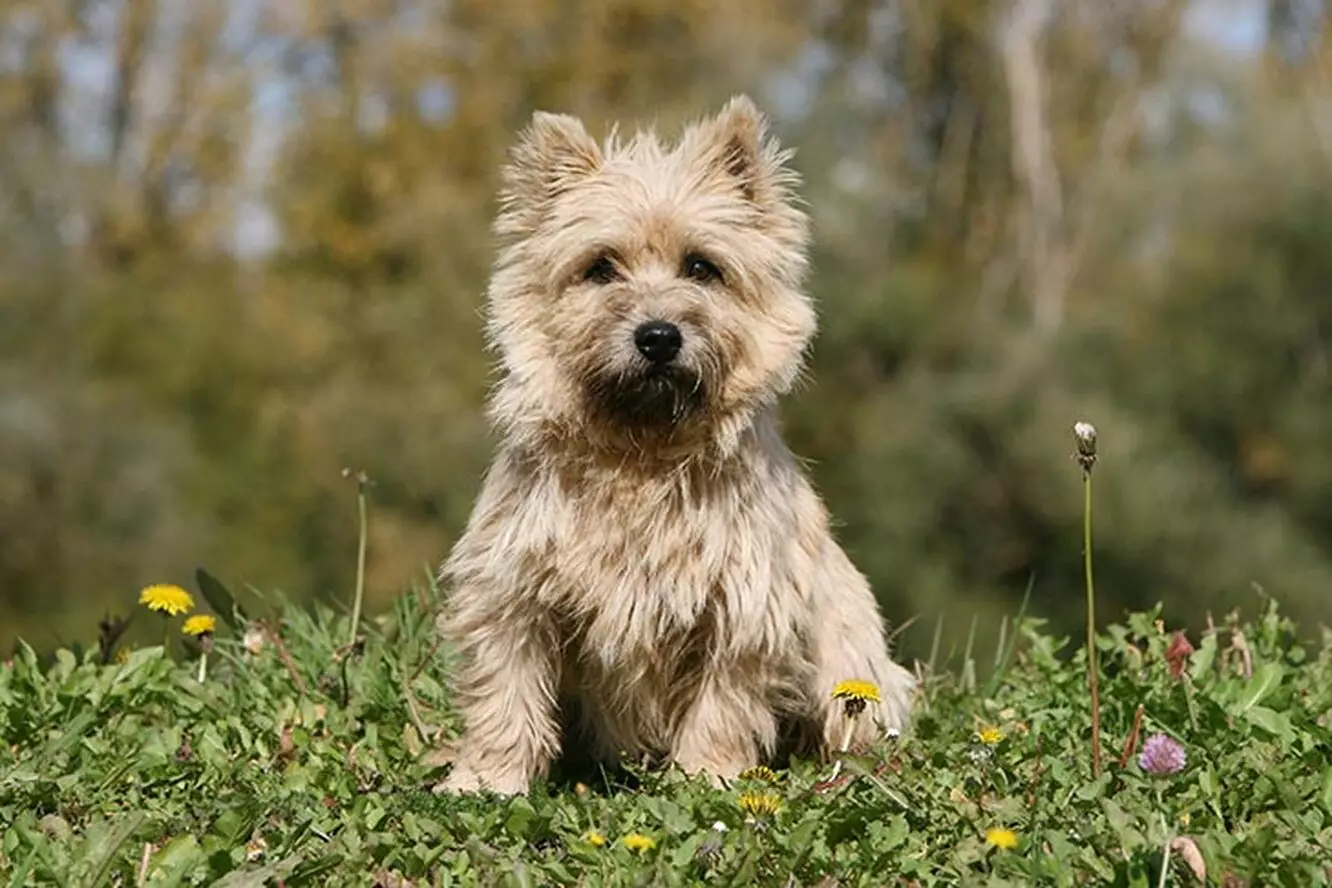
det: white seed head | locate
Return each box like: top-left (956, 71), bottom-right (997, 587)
top-left (1073, 421), bottom-right (1098, 464)
top-left (711, 821), bottom-right (729, 833)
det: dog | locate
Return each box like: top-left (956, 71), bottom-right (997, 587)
top-left (430, 95), bottom-right (915, 795)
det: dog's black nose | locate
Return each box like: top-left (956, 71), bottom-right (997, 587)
top-left (633, 321), bottom-right (683, 364)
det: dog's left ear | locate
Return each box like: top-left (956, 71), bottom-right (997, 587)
top-left (688, 94), bottom-right (800, 208)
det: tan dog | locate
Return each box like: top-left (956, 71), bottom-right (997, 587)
top-left (432, 95), bottom-right (914, 795)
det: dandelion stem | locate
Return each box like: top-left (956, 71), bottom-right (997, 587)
top-left (348, 472), bottom-right (370, 648)
top-left (829, 717), bottom-right (856, 780)
top-left (197, 651), bottom-right (208, 683)
top-left (1084, 465), bottom-right (1102, 778)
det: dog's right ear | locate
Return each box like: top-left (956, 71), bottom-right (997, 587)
top-left (496, 111), bottom-right (603, 237)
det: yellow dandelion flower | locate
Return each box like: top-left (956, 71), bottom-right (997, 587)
top-left (182, 614), bottom-right (217, 637)
top-left (977, 725), bottom-right (1004, 745)
top-left (738, 790), bottom-right (782, 818)
top-left (832, 679), bottom-right (881, 703)
top-left (621, 833), bottom-right (656, 853)
top-left (139, 584), bottom-right (194, 617)
top-left (985, 827), bottom-right (1019, 850)
top-left (738, 765), bottom-right (778, 783)
top-left (832, 678), bottom-right (881, 717)
top-left (584, 831), bottom-right (607, 847)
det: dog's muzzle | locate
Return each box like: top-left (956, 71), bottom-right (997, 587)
top-left (588, 364), bottom-right (704, 428)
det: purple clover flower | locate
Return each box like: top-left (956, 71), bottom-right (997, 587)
top-left (1138, 733), bottom-right (1187, 775)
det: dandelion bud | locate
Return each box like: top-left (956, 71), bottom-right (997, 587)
top-left (1073, 421), bottom-right (1098, 472)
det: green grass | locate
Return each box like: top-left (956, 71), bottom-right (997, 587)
top-left (2, 582), bottom-right (1330, 887)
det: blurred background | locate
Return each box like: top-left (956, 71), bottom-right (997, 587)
top-left (2, 0), bottom-right (1331, 662)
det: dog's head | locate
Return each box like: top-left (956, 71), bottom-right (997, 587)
top-left (484, 96), bottom-right (815, 458)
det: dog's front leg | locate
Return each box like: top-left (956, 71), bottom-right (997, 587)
top-left (432, 593), bottom-right (562, 796)
top-left (807, 542), bottom-right (916, 756)
top-left (669, 668), bottom-right (777, 785)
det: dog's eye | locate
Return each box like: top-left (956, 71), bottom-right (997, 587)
top-left (582, 255), bottom-right (620, 285)
top-left (682, 253), bottom-right (723, 285)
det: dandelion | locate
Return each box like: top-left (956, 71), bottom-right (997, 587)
top-left (985, 827), bottom-right (1019, 850)
top-left (976, 725), bottom-right (1004, 745)
top-left (139, 584), bottom-right (195, 617)
top-left (183, 614), bottom-right (216, 683)
top-left (1073, 420), bottom-right (1102, 778)
top-left (140, 583), bottom-right (195, 658)
top-left (1073, 421), bottom-right (1097, 472)
top-left (738, 790), bottom-right (782, 818)
top-left (622, 833), bottom-right (656, 853)
top-left (1138, 733), bottom-right (1186, 775)
top-left (831, 679), bottom-right (881, 717)
top-left (829, 678), bottom-right (881, 780)
top-left (183, 614), bottom-right (216, 637)
top-left (584, 831), bottom-right (607, 847)
top-left (738, 765), bottom-right (777, 783)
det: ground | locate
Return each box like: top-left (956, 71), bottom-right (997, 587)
top-left (1, 581), bottom-right (1330, 887)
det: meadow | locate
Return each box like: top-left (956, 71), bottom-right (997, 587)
top-left (3, 539), bottom-right (1330, 885)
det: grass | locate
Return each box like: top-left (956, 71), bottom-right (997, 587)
top-left (2, 580), bottom-right (1330, 887)
top-left (2, 431), bottom-right (1331, 885)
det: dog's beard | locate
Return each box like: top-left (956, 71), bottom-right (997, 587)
top-left (585, 365), bottom-right (706, 429)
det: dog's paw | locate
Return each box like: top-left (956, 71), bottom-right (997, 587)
top-left (670, 754), bottom-right (750, 788)
top-left (432, 762), bottom-right (529, 797)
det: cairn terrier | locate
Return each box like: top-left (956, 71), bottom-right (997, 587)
top-left (431, 95), bottom-right (915, 795)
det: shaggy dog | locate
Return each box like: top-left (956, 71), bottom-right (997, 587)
top-left (431, 95), bottom-right (915, 795)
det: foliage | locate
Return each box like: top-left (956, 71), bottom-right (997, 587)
top-left (2, 584), bottom-right (1330, 886)
top-left (3, 2), bottom-right (1332, 664)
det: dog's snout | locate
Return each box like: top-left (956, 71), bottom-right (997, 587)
top-left (633, 321), bottom-right (683, 364)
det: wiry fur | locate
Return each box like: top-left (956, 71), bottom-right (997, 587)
top-left (430, 95), bottom-right (915, 795)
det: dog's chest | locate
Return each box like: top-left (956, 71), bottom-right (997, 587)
top-left (544, 467), bottom-right (781, 665)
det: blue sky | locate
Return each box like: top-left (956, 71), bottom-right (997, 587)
top-left (1184, 0), bottom-right (1267, 52)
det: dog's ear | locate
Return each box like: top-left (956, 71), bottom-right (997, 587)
top-left (687, 94), bottom-right (800, 209)
top-left (496, 111), bottom-right (603, 237)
